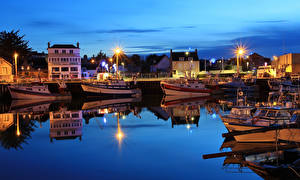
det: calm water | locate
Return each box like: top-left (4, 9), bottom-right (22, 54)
top-left (0, 95), bottom-right (266, 180)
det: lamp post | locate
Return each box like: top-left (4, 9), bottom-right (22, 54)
top-left (114, 48), bottom-right (122, 80)
top-left (236, 48), bottom-right (245, 77)
top-left (14, 53), bottom-right (18, 82)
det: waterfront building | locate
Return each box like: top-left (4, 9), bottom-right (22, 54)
top-left (170, 49), bottom-right (199, 78)
top-left (49, 110), bottom-right (83, 141)
top-left (0, 57), bottom-right (13, 82)
top-left (47, 42), bottom-right (81, 80)
top-left (150, 55), bottom-right (171, 72)
top-left (272, 53), bottom-right (300, 77)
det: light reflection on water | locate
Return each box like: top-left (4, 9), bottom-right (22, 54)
top-left (0, 96), bottom-right (269, 180)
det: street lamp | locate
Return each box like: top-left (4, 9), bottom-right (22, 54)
top-left (235, 47), bottom-right (245, 77)
top-left (14, 53), bottom-right (18, 81)
top-left (113, 47), bottom-right (122, 79)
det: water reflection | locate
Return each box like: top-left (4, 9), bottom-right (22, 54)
top-left (219, 138), bottom-right (300, 179)
top-left (50, 108), bottom-right (83, 142)
top-left (1, 93), bottom-right (299, 179)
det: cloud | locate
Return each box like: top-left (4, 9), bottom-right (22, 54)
top-left (27, 20), bottom-right (65, 28)
top-left (255, 20), bottom-right (288, 24)
top-left (95, 28), bottom-right (163, 34)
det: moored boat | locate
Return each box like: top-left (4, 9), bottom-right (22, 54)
top-left (8, 83), bottom-right (71, 100)
top-left (160, 79), bottom-right (212, 97)
top-left (223, 107), bottom-right (300, 142)
top-left (81, 79), bottom-right (141, 97)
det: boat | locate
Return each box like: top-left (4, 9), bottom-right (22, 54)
top-left (268, 78), bottom-right (300, 92)
top-left (223, 107), bottom-right (300, 142)
top-left (221, 106), bottom-right (256, 124)
top-left (8, 82), bottom-right (71, 100)
top-left (218, 77), bottom-right (257, 95)
top-left (81, 79), bottom-right (141, 97)
top-left (160, 78), bottom-right (212, 97)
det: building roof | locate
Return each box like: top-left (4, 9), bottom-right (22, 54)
top-left (50, 44), bottom-right (78, 49)
top-left (0, 57), bottom-right (12, 67)
top-left (171, 51), bottom-right (199, 61)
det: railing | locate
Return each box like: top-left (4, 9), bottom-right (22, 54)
top-left (120, 72), bottom-right (170, 79)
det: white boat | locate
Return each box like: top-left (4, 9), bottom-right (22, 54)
top-left (224, 107), bottom-right (300, 142)
top-left (81, 79), bottom-right (141, 97)
top-left (221, 106), bottom-right (256, 124)
top-left (8, 83), bottom-right (71, 100)
top-left (160, 79), bottom-right (212, 97)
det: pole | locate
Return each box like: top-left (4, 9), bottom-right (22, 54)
top-left (116, 54), bottom-right (119, 80)
top-left (222, 57), bottom-right (224, 71)
top-left (14, 54), bottom-right (18, 81)
top-left (237, 55), bottom-right (240, 76)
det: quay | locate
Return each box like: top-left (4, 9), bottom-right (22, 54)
top-left (0, 77), bottom-right (274, 99)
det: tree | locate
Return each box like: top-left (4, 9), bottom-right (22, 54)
top-left (0, 30), bottom-right (31, 64)
top-left (95, 50), bottom-right (107, 62)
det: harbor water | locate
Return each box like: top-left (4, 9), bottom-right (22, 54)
top-left (0, 93), bottom-right (293, 179)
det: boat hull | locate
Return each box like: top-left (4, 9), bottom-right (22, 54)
top-left (225, 123), bottom-right (300, 142)
top-left (81, 83), bottom-right (141, 97)
top-left (160, 82), bottom-right (211, 97)
top-left (8, 87), bottom-right (71, 100)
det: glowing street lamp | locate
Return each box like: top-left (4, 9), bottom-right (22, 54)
top-left (113, 47), bottom-right (123, 79)
top-left (14, 53), bottom-right (18, 81)
top-left (235, 46), bottom-right (246, 77)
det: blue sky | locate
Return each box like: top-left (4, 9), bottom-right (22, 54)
top-left (2, 0), bottom-right (300, 58)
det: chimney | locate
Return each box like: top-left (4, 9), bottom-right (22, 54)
top-left (195, 48), bottom-right (198, 60)
top-left (48, 42), bottom-right (50, 48)
top-left (170, 49), bottom-right (173, 61)
top-left (77, 42), bottom-right (80, 48)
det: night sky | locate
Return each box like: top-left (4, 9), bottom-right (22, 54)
top-left (2, 0), bottom-right (300, 58)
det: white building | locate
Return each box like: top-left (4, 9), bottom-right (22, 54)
top-left (0, 57), bottom-right (13, 82)
top-left (47, 42), bottom-right (81, 80)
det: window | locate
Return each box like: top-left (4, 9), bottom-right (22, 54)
top-left (54, 50), bottom-right (59, 54)
top-left (71, 67), bottom-right (78, 71)
top-left (179, 57), bottom-right (185, 61)
top-left (57, 131), bottom-right (61, 136)
top-left (62, 50), bottom-right (66, 54)
top-left (52, 74), bottom-right (60, 78)
top-left (69, 50), bottom-right (73, 54)
top-left (52, 67), bottom-right (59, 72)
top-left (61, 67), bottom-right (69, 71)
top-left (53, 114), bottom-right (61, 118)
top-left (64, 131), bottom-right (68, 135)
top-left (72, 113), bottom-right (79, 118)
top-left (188, 57), bottom-right (193, 61)
top-left (72, 130), bottom-right (75, 135)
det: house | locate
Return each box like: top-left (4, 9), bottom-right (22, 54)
top-left (0, 57), bottom-right (13, 82)
top-left (150, 55), bottom-right (171, 72)
top-left (170, 49), bottom-right (199, 78)
top-left (248, 53), bottom-right (271, 69)
top-left (272, 53), bottom-right (300, 77)
top-left (47, 42), bottom-right (81, 80)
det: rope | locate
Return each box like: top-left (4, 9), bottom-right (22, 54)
top-left (288, 166), bottom-right (300, 178)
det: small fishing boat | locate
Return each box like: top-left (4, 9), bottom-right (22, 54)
top-left (221, 106), bottom-right (256, 124)
top-left (268, 78), bottom-right (299, 92)
top-left (8, 82), bottom-right (71, 100)
top-left (81, 79), bottom-right (141, 97)
top-left (223, 107), bottom-right (300, 142)
top-left (160, 78), bottom-right (212, 97)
